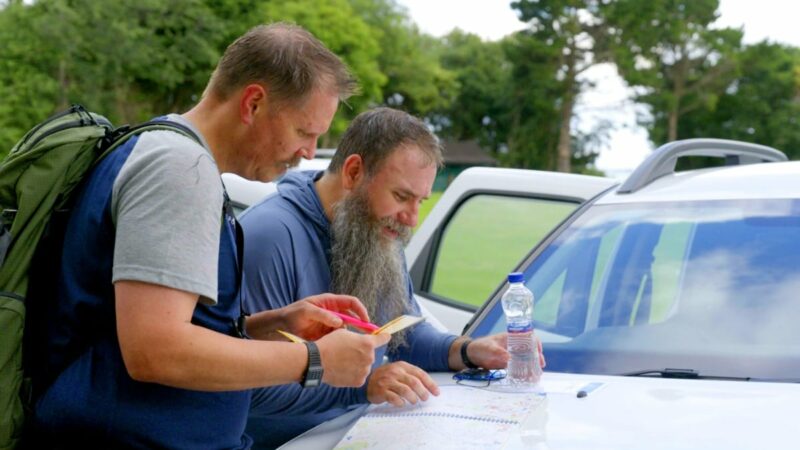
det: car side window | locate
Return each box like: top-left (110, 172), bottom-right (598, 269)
top-left (534, 223), bottom-right (623, 328)
top-left (532, 221), bottom-right (691, 333)
top-left (477, 214), bottom-right (695, 338)
top-left (648, 222), bottom-right (692, 322)
top-left (427, 194), bottom-right (577, 309)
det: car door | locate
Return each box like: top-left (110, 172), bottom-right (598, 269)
top-left (406, 167), bottom-right (616, 334)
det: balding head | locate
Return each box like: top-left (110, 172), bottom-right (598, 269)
top-left (205, 23), bottom-right (358, 109)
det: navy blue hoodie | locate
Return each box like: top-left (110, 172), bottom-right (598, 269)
top-left (240, 170), bottom-right (456, 448)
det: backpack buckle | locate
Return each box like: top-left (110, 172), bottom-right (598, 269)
top-left (98, 125), bottom-right (132, 150)
top-left (232, 311), bottom-right (250, 339)
top-left (1, 209), bottom-right (16, 228)
top-left (0, 209), bottom-right (14, 266)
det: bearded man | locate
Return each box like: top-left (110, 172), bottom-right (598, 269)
top-left (240, 107), bottom-right (512, 449)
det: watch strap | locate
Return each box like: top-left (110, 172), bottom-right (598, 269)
top-left (301, 341), bottom-right (323, 388)
top-left (460, 339), bottom-right (479, 369)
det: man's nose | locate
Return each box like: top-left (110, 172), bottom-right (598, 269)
top-left (301, 141), bottom-right (317, 160)
top-left (399, 204), bottom-right (419, 228)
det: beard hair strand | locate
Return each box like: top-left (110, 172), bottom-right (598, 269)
top-left (329, 187), bottom-right (412, 350)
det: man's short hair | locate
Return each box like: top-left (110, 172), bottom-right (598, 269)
top-left (328, 107), bottom-right (443, 176)
top-left (205, 23), bottom-right (358, 107)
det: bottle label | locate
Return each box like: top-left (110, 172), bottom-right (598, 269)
top-left (507, 322), bottom-right (533, 333)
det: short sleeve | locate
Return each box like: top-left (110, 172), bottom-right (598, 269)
top-left (111, 130), bottom-right (224, 303)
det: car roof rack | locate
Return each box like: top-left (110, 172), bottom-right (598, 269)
top-left (617, 138), bottom-right (787, 194)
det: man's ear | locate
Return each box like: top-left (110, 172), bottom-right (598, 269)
top-left (239, 84), bottom-right (267, 125)
top-left (341, 154), bottom-right (365, 190)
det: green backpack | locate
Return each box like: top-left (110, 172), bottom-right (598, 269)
top-left (0, 104), bottom-right (198, 449)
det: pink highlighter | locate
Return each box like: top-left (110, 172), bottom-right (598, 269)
top-left (329, 311), bottom-right (380, 333)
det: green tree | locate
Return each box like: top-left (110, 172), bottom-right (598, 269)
top-left (606, 0), bottom-right (742, 144)
top-left (349, 0), bottom-right (457, 119)
top-left (259, 0), bottom-right (386, 141)
top-left (435, 30), bottom-right (512, 154)
top-left (214, 0), bottom-right (458, 142)
top-left (0, 0), bottom-right (224, 156)
top-left (675, 42), bottom-right (800, 160)
top-left (202, 0), bottom-right (263, 49)
top-left (0, 0), bottom-right (397, 153)
top-left (502, 31), bottom-right (562, 170)
top-left (0, 2), bottom-right (60, 151)
top-left (511, 0), bottom-right (616, 172)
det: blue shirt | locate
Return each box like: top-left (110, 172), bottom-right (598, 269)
top-left (33, 133), bottom-right (252, 449)
top-left (240, 170), bottom-right (456, 448)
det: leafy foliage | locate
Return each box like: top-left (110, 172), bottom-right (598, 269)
top-left (0, 0), bottom-right (223, 139)
top-left (258, 0), bottom-right (386, 139)
top-left (350, 0), bottom-right (458, 117)
top-left (434, 30), bottom-right (512, 154)
top-left (0, 2), bottom-right (60, 149)
top-left (606, 0), bottom-right (742, 144)
top-left (675, 42), bottom-right (800, 160)
top-left (502, 31), bottom-right (562, 169)
top-left (0, 0), bottom-right (797, 172)
top-left (509, 0), bottom-right (614, 171)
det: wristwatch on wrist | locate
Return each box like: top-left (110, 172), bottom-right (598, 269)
top-left (460, 339), bottom-right (479, 369)
top-left (301, 341), bottom-right (323, 388)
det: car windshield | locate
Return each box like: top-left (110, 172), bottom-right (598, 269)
top-left (471, 198), bottom-right (800, 380)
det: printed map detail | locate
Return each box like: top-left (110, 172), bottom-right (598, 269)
top-left (334, 385), bottom-right (545, 450)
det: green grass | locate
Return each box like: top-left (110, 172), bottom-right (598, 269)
top-left (413, 192), bottom-right (692, 325)
top-left (417, 195), bottom-right (577, 308)
top-left (416, 191), bottom-right (442, 230)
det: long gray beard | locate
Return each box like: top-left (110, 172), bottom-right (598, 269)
top-left (329, 188), bottom-right (412, 350)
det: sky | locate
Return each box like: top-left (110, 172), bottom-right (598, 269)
top-left (396, 0), bottom-right (800, 178)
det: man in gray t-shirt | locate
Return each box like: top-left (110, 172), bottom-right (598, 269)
top-left (35, 23), bottom-right (389, 448)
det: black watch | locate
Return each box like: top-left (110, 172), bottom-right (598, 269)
top-left (301, 341), bottom-right (323, 388)
top-left (460, 339), bottom-right (479, 369)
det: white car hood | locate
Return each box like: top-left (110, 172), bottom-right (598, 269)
top-left (280, 371), bottom-right (798, 449)
top-left (512, 372), bottom-right (797, 450)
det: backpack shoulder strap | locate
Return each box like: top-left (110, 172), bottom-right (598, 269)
top-left (222, 188), bottom-right (249, 339)
top-left (97, 118), bottom-right (203, 161)
top-left (98, 117), bottom-right (252, 338)
top-left (133, 119), bottom-right (202, 145)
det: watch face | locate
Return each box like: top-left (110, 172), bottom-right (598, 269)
top-left (303, 342), bottom-right (324, 388)
top-left (304, 366), bottom-right (323, 387)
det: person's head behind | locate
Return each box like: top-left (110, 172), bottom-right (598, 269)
top-left (328, 107), bottom-right (443, 233)
top-left (206, 23), bottom-right (357, 108)
top-left (328, 108), bottom-right (442, 344)
top-left (328, 107), bottom-right (442, 179)
top-left (206, 23), bottom-right (358, 181)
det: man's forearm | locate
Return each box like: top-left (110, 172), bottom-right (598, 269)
top-left (251, 381), bottom-right (368, 416)
top-left (389, 321), bottom-right (457, 371)
top-left (155, 326), bottom-right (309, 390)
top-left (447, 336), bottom-right (470, 371)
top-left (246, 308), bottom-right (288, 341)
top-left (116, 280), bottom-right (308, 391)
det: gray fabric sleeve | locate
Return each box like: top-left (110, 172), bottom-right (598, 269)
top-left (110, 130), bottom-right (223, 304)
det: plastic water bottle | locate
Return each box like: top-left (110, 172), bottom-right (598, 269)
top-left (501, 272), bottom-right (542, 387)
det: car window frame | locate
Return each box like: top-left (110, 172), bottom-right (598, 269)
top-left (462, 186), bottom-right (618, 336)
top-left (411, 188), bottom-right (596, 314)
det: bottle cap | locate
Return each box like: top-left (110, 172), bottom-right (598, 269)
top-left (508, 272), bottom-right (524, 283)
